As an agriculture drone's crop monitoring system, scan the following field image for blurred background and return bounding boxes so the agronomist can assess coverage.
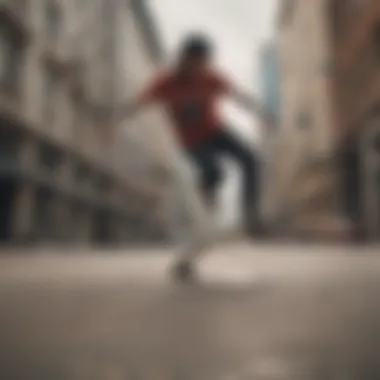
[1,0,380,379]
[0,0,378,246]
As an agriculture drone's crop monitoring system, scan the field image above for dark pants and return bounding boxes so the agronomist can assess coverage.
[187,129,259,224]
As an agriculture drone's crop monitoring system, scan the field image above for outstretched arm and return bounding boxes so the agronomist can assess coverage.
[113,95,149,124]
[100,96,148,144]
[215,73,276,128]
[101,74,168,141]
[230,88,275,126]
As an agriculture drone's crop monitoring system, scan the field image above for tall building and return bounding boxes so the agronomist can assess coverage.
[276,0,338,237]
[329,0,380,238]
[259,42,281,122]
[258,41,281,223]
[0,0,172,245]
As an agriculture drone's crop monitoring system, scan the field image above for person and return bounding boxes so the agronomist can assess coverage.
[104,33,275,281]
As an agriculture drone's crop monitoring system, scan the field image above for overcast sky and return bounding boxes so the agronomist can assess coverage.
[148,0,279,225]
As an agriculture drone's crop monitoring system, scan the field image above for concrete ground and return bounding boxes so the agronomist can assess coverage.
[0,242,380,379]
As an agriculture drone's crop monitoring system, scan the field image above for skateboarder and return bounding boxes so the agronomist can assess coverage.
[104,34,275,281]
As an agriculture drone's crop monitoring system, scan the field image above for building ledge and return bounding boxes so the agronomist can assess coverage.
[0,99,167,206]
[0,165,164,217]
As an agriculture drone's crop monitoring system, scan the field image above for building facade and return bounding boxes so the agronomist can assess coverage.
[275,0,338,236]
[329,0,380,238]
[0,0,173,245]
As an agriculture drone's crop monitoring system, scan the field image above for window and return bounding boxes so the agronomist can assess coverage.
[0,128,22,170]
[71,94,88,142]
[0,26,23,97]
[38,144,62,175]
[0,33,8,79]
[73,163,90,184]
[373,133,380,156]
[43,67,59,128]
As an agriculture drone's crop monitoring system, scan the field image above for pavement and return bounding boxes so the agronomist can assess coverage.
[1,242,380,379]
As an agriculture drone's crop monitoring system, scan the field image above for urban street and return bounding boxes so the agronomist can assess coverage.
[1,242,380,379]
[0,0,380,379]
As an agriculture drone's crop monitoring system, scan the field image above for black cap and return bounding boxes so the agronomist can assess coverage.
[181,33,213,58]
